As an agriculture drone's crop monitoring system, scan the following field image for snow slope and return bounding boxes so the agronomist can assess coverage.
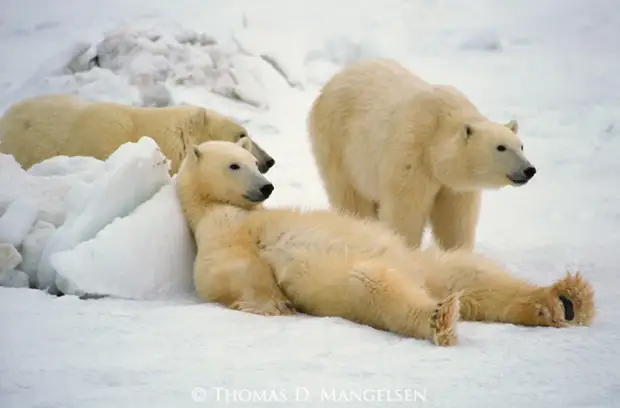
[2,0,620,407]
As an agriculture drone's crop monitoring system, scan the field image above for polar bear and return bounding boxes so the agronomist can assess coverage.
[0,93,275,174]
[307,58,537,250]
[176,140,595,346]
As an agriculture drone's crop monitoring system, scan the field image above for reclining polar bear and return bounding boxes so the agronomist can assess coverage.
[175,139,595,346]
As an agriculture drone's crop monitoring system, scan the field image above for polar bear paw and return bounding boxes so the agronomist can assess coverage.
[551,271,595,326]
[231,298,296,316]
[430,291,462,346]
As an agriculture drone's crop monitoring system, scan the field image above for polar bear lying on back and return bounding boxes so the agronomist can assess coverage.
[176,140,595,346]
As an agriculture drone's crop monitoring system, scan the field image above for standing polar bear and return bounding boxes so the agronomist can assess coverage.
[176,140,595,347]
[308,58,537,250]
[0,93,275,174]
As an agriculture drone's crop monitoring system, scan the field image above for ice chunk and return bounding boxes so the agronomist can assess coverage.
[0,154,106,227]
[37,137,171,293]
[20,220,56,286]
[232,24,306,90]
[70,22,297,108]
[139,82,173,107]
[0,269,30,288]
[27,156,105,178]
[0,41,93,112]
[0,243,22,272]
[52,182,195,300]
[0,197,39,246]
[0,154,29,214]
[227,54,294,109]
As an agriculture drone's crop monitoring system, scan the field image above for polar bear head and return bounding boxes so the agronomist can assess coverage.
[181,139,275,209]
[188,108,275,174]
[430,118,537,191]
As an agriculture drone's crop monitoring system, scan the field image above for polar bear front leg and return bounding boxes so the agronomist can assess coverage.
[264,248,460,345]
[429,187,481,251]
[194,248,295,316]
[319,162,378,219]
[378,178,440,248]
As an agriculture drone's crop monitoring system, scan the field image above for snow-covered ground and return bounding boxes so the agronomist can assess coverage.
[1,0,620,406]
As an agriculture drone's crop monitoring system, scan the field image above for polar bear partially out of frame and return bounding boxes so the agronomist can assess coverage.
[176,139,595,347]
[0,94,275,174]
[307,58,537,251]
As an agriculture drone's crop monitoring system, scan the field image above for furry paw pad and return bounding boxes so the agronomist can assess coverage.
[552,271,595,326]
[430,291,461,346]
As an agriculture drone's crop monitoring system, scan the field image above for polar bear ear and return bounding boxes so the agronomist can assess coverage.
[236,136,252,152]
[505,119,519,134]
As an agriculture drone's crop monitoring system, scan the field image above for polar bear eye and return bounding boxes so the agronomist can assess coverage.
[496,145,507,152]
[520,144,524,151]
[238,132,247,140]
[229,163,240,170]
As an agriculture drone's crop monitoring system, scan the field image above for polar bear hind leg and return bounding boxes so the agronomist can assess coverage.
[423,250,595,327]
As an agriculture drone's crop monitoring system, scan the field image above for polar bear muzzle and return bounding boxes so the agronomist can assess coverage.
[243,182,274,203]
[247,139,275,174]
[507,164,537,185]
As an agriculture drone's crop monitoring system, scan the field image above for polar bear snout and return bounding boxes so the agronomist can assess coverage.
[258,158,276,174]
[523,166,537,179]
[508,165,537,185]
[260,183,275,197]
[250,141,276,174]
[244,182,274,202]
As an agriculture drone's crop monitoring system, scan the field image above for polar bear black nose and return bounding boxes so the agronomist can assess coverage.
[523,166,537,180]
[260,183,274,198]
[266,158,276,169]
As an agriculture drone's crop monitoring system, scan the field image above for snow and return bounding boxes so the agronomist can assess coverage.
[0,196,38,246]
[1,0,620,407]
[0,243,22,272]
[0,269,29,288]
[37,136,172,293]
[0,154,105,226]
[52,182,196,300]
[20,220,56,283]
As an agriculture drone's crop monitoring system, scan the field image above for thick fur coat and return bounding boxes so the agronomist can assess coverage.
[176,140,594,346]
[308,58,537,250]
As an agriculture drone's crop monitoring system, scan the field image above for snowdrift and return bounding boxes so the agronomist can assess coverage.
[0,20,307,113]
[0,137,196,300]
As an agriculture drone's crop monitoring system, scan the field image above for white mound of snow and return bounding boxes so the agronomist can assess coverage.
[36,136,171,293]
[7,20,304,109]
[27,155,105,178]
[0,154,29,211]
[0,269,29,288]
[232,18,307,91]
[0,154,105,227]
[0,196,38,246]
[93,21,302,108]
[20,220,56,287]
[0,243,22,272]
[53,182,196,300]
[0,41,94,113]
